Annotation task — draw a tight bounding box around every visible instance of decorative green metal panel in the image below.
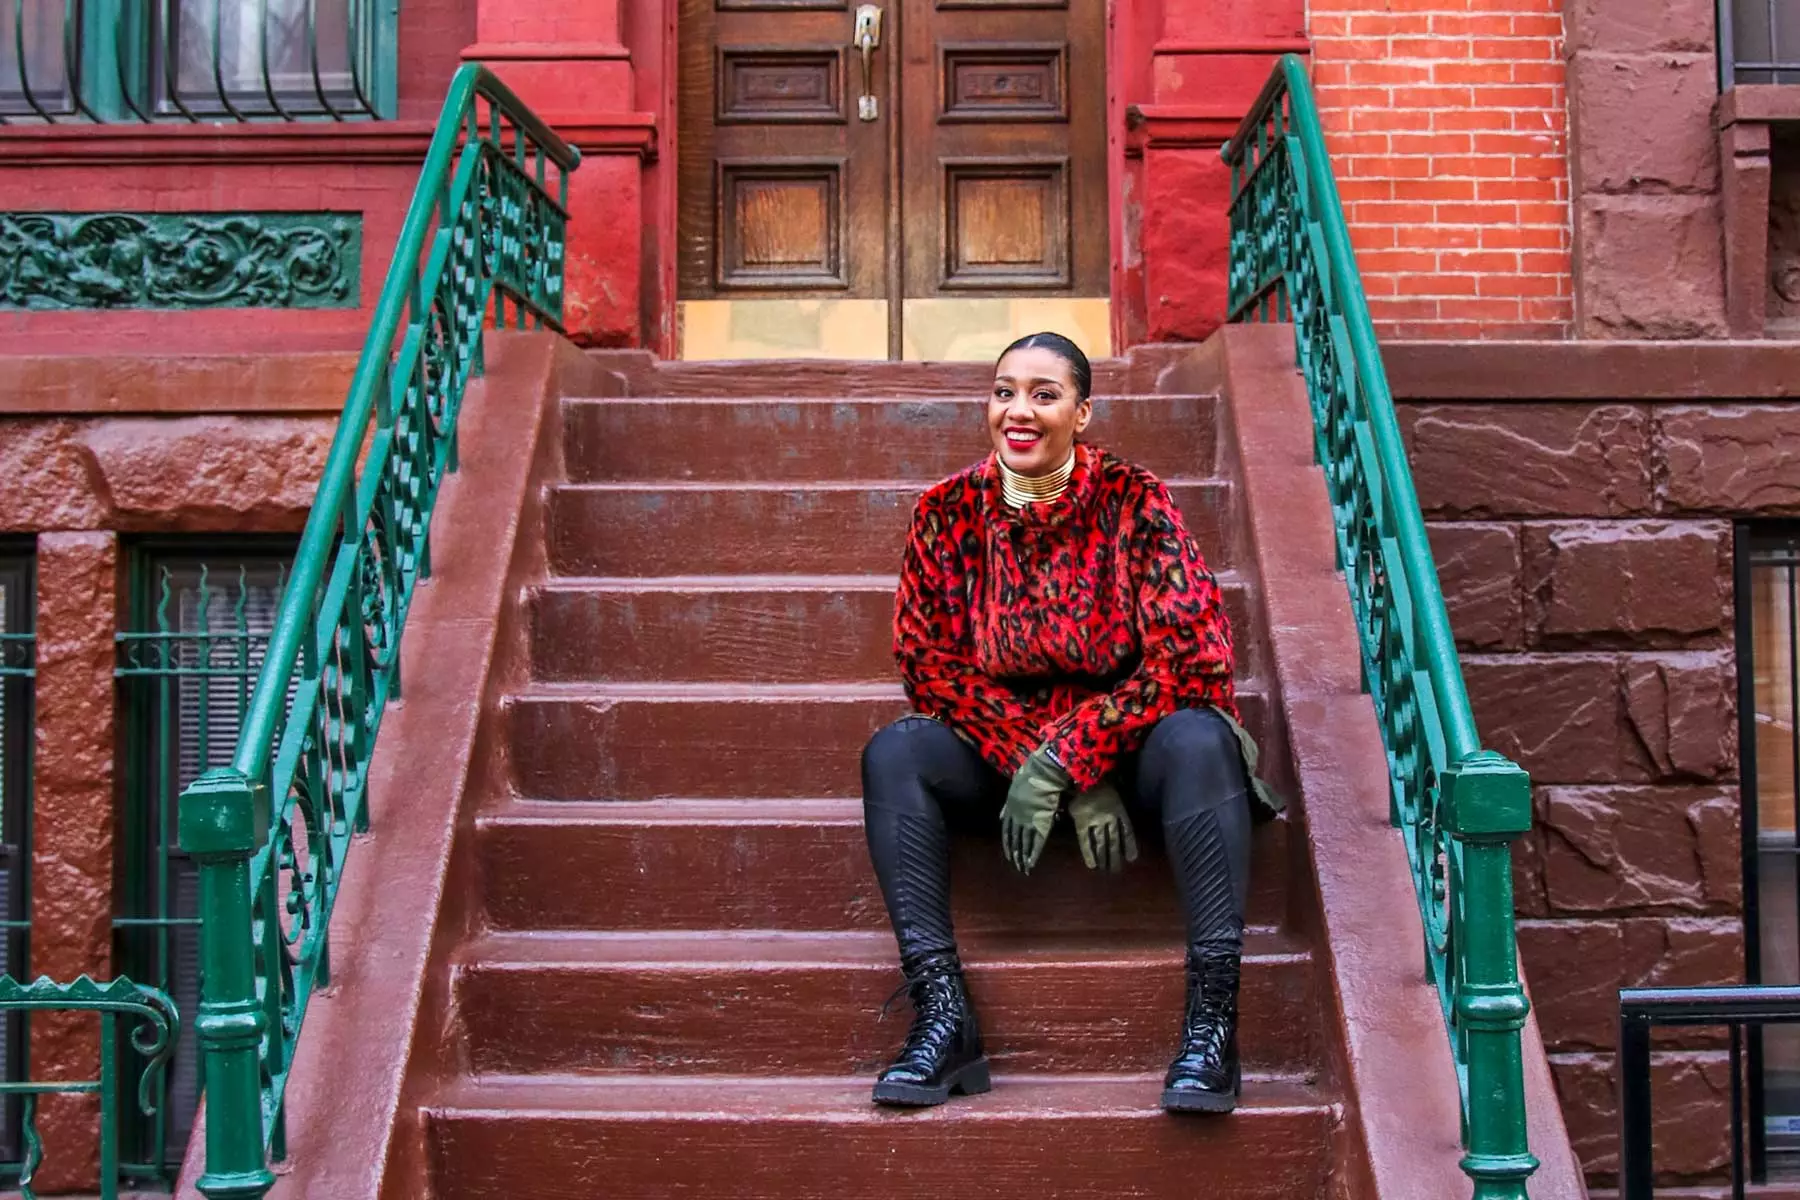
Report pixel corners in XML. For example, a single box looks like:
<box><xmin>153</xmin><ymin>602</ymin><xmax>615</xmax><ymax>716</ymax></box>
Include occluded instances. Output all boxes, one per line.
<box><xmin>1</xmin><ymin>0</ymin><xmax>399</xmax><ymax>124</ymax></box>
<box><xmin>0</xmin><ymin>974</ymin><xmax>179</xmax><ymax>1200</ymax></box>
<box><xmin>1222</xmin><ymin>56</ymin><xmax>1538</xmax><ymax>1199</ymax></box>
<box><xmin>0</xmin><ymin>212</ymin><xmax>361</xmax><ymax>310</ymax></box>
<box><xmin>115</xmin><ymin>548</ymin><xmax>291</xmax><ymax>1182</ymax></box>
<box><xmin>172</xmin><ymin>64</ymin><xmax>579</xmax><ymax>1199</ymax></box>
<box><xmin>0</xmin><ymin>552</ymin><xmax>34</xmax><ymax>1181</ymax></box>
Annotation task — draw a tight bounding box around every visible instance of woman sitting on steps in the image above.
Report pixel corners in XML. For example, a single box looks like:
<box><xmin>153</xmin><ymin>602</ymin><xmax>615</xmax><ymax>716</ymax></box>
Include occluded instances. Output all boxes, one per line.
<box><xmin>861</xmin><ymin>331</ymin><xmax>1281</xmax><ymax>1114</ymax></box>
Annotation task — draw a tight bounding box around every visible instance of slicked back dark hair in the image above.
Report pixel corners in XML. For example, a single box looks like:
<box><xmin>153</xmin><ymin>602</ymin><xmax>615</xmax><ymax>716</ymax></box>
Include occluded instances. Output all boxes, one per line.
<box><xmin>996</xmin><ymin>331</ymin><xmax>1093</xmax><ymax>400</ymax></box>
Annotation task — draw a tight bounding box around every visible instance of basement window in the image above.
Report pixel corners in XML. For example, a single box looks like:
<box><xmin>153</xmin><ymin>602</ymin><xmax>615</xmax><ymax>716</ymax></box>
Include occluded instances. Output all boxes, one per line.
<box><xmin>115</xmin><ymin>539</ymin><xmax>292</xmax><ymax>1182</ymax></box>
<box><xmin>0</xmin><ymin>547</ymin><xmax>32</xmax><ymax>1180</ymax></box>
<box><xmin>1740</xmin><ymin>523</ymin><xmax>1800</xmax><ymax>1178</ymax></box>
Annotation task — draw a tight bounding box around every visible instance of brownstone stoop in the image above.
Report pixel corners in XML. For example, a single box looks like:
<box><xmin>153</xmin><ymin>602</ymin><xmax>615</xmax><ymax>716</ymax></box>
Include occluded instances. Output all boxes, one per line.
<box><xmin>188</xmin><ymin>327</ymin><xmax>1586</xmax><ymax>1199</ymax></box>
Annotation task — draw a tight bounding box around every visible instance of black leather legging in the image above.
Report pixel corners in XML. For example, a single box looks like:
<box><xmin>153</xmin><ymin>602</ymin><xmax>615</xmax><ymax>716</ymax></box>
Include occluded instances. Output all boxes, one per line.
<box><xmin>861</xmin><ymin>708</ymin><xmax>1252</xmax><ymax>967</ymax></box>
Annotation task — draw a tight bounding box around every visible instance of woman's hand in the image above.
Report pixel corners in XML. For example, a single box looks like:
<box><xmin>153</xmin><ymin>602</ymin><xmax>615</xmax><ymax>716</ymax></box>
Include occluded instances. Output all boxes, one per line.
<box><xmin>1066</xmin><ymin>784</ymin><xmax>1139</xmax><ymax>873</ymax></box>
<box><xmin>999</xmin><ymin>746</ymin><xmax>1072</xmax><ymax>875</ymax></box>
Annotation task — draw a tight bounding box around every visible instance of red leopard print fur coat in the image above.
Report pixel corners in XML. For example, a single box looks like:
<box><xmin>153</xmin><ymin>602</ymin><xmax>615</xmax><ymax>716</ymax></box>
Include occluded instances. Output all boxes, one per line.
<box><xmin>894</xmin><ymin>442</ymin><xmax>1237</xmax><ymax>790</ymax></box>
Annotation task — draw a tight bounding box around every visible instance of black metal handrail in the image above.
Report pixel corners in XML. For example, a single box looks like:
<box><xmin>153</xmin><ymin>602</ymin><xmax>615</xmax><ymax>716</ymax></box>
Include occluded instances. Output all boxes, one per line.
<box><xmin>1618</xmin><ymin>985</ymin><xmax>1800</xmax><ymax>1198</ymax></box>
<box><xmin>1</xmin><ymin>0</ymin><xmax>394</xmax><ymax>124</ymax></box>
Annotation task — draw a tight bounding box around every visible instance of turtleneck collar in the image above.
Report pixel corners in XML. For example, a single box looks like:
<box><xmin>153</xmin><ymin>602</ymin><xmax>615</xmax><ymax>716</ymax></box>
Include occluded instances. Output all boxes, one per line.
<box><xmin>998</xmin><ymin>447</ymin><xmax>1077</xmax><ymax>509</ymax></box>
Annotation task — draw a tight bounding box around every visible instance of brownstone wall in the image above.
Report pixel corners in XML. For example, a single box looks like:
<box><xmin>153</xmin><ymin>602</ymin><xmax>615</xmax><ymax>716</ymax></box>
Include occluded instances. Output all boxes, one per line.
<box><xmin>1565</xmin><ymin>0</ymin><xmax>1730</xmax><ymax>338</ymax></box>
<box><xmin>1390</xmin><ymin>341</ymin><xmax>1800</xmax><ymax>1188</ymax></box>
<box><xmin>0</xmin><ymin>357</ymin><xmax>337</xmax><ymax>1189</ymax></box>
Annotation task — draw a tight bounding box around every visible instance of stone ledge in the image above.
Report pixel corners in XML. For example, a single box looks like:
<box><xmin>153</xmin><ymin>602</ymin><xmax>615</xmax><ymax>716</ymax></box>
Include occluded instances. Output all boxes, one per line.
<box><xmin>1384</xmin><ymin>339</ymin><xmax>1800</xmax><ymax>400</ymax></box>
<box><xmin>0</xmin><ymin>354</ymin><xmax>355</xmax><ymax>414</ymax></box>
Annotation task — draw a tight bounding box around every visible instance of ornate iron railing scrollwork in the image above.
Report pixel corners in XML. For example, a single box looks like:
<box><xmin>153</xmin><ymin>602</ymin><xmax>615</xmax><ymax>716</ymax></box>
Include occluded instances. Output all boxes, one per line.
<box><xmin>1222</xmin><ymin>54</ymin><xmax>1537</xmax><ymax>1200</ymax></box>
<box><xmin>174</xmin><ymin>64</ymin><xmax>577</xmax><ymax>1199</ymax></box>
<box><xmin>0</xmin><ymin>974</ymin><xmax>180</xmax><ymax>1200</ymax></box>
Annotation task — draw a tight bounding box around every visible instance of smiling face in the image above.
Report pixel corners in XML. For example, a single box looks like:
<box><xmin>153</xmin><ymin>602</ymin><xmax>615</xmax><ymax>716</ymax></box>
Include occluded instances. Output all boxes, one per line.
<box><xmin>987</xmin><ymin>345</ymin><xmax>1092</xmax><ymax>476</ymax></box>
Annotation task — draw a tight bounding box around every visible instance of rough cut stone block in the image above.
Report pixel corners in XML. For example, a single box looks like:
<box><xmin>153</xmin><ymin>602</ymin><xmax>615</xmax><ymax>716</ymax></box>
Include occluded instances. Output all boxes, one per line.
<box><xmin>1661</xmin><ymin>405</ymin><xmax>1800</xmax><ymax>515</ymax></box>
<box><xmin>1540</xmin><ymin>785</ymin><xmax>1741</xmax><ymax>914</ymax></box>
<box><xmin>1621</xmin><ymin>653</ymin><xmax>1737</xmax><ymax>779</ymax></box>
<box><xmin>1577</xmin><ymin>194</ymin><xmax>1728</xmax><ymax>338</ymax></box>
<box><xmin>1512</xmin><ymin>825</ymin><xmax>1550</xmax><ymax>919</ymax></box>
<box><xmin>31</xmin><ymin>533</ymin><xmax>118</xmax><ymax>1191</ymax></box>
<box><xmin>1400</xmin><ymin>405</ymin><xmax>1653</xmax><ymax>519</ymax></box>
<box><xmin>1523</xmin><ymin>520</ymin><xmax>1731</xmax><ymax>643</ymax></box>
<box><xmin>1465</xmin><ymin>652</ymin><xmax>1734</xmax><ymax>784</ymax></box>
<box><xmin>1566</xmin><ymin>0</ymin><xmax>1717</xmax><ymax>53</ymax></box>
<box><xmin>0</xmin><ymin>421</ymin><xmax>108</xmax><ymax>530</ymax></box>
<box><xmin>1519</xmin><ymin>918</ymin><xmax>1742</xmax><ymax>1051</ymax></box>
<box><xmin>1571</xmin><ymin>53</ymin><xmax>1720</xmax><ymax>194</ymax></box>
<box><xmin>1427</xmin><ymin>523</ymin><xmax>1522</xmax><ymax>650</ymax></box>
<box><xmin>1466</xmin><ymin>655</ymin><xmax>1634</xmax><ymax>784</ymax></box>
<box><xmin>0</xmin><ymin>416</ymin><xmax>331</xmax><ymax>533</ymax></box>
<box><xmin>1551</xmin><ymin>1050</ymin><xmax>1730</xmax><ymax>1183</ymax></box>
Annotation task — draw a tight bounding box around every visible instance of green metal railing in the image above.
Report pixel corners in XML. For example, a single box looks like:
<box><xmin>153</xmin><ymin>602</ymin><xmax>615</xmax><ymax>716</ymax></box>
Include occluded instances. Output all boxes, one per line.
<box><xmin>1222</xmin><ymin>55</ymin><xmax>1537</xmax><ymax>1199</ymax></box>
<box><xmin>175</xmin><ymin>64</ymin><xmax>577</xmax><ymax>1198</ymax></box>
<box><xmin>0</xmin><ymin>974</ymin><xmax>179</xmax><ymax>1200</ymax></box>
<box><xmin>1</xmin><ymin>0</ymin><xmax>398</xmax><ymax>123</ymax></box>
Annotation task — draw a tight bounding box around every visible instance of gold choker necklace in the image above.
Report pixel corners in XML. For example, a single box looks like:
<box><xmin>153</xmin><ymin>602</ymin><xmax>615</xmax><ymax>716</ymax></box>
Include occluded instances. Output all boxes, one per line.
<box><xmin>999</xmin><ymin>448</ymin><xmax>1076</xmax><ymax>509</ymax></box>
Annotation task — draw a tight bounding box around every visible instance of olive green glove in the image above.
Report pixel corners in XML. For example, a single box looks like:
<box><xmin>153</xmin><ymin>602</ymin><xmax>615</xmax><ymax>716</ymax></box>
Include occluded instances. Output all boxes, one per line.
<box><xmin>999</xmin><ymin>746</ymin><xmax>1073</xmax><ymax>875</ymax></box>
<box><xmin>1066</xmin><ymin>783</ymin><xmax>1139</xmax><ymax>874</ymax></box>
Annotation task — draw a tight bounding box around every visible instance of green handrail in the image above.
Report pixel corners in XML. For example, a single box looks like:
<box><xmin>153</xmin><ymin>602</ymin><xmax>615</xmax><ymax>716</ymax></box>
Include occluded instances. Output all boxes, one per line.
<box><xmin>0</xmin><ymin>975</ymin><xmax>179</xmax><ymax>1200</ymax></box>
<box><xmin>176</xmin><ymin>64</ymin><xmax>578</xmax><ymax>1198</ymax></box>
<box><xmin>1223</xmin><ymin>55</ymin><xmax>1537</xmax><ymax>1199</ymax></box>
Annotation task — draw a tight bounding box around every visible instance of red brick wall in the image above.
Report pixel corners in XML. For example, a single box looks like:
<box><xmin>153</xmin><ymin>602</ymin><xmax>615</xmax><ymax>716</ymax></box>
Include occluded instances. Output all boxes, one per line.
<box><xmin>1310</xmin><ymin>0</ymin><xmax>1574</xmax><ymax>337</ymax></box>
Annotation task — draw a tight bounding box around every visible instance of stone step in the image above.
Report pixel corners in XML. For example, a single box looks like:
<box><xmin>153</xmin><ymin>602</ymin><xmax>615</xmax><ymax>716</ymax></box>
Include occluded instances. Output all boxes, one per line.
<box><xmin>452</xmin><ymin>929</ymin><xmax>1317</xmax><ymax>1077</ymax></box>
<box><xmin>426</xmin><ymin>1074</ymin><xmax>1334</xmax><ymax>1200</ymax></box>
<box><xmin>611</xmin><ymin>356</ymin><xmax>1146</xmax><ymax>397</ymax></box>
<box><xmin>475</xmin><ymin>798</ymin><xmax>1292</xmax><ymax>935</ymax></box>
<box><xmin>502</xmin><ymin>683</ymin><xmax>1271</xmax><ymax>802</ymax></box>
<box><xmin>561</xmin><ymin>394</ymin><xmax>1219</xmax><ymax>484</ymax></box>
<box><xmin>527</xmin><ymin>572</ymin><xmax>1263</xmax><ymax>685</ymax></box>
<box><xmin>545</xmin><ymin>479</ymin><xmax>1237</xmax><ymax>577</ymax></box>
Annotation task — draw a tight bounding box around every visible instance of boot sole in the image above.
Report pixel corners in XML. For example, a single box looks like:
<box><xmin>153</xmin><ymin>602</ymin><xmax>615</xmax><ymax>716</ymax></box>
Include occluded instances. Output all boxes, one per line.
<box><xmin>871</xmin><ymin>1056</ymin><xmax>992</xmax><ymax>1108</ymax></box>
<box><xmin>1161</xmin><ymin>1086</ymin><xmax>1239</xmax><ymax>1114</ymax></box>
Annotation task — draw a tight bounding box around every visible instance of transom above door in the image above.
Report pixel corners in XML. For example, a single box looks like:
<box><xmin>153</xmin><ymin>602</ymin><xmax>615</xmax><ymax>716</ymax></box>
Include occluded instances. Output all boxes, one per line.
<box><xmin>676</xmin><ymin>0</ymin><xmax>1108</xmax><ymax>361</ymax></box>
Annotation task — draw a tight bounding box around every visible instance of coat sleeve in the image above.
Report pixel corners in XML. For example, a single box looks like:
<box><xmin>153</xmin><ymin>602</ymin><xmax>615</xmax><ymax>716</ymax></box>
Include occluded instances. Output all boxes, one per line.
<box><xmin>1042</xmin><ymin>476</ymin><xmax>1237</xmax><ymax>789</ymax></box>
<box><xmin>894</xmin><ymin>497</ymin><xmax>1042</xmax><ymax>776</ymax></box>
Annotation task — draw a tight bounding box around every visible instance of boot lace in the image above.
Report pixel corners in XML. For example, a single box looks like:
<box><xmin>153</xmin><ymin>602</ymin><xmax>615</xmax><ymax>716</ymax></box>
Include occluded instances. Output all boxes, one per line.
<box><xmin>881</xmin><ymin>973</ymin><xmax>962</xmax><ymax>1067</ymax></box>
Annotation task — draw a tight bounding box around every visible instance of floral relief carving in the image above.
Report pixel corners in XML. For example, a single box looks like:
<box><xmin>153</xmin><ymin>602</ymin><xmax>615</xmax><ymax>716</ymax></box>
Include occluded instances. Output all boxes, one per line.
<box><xmin>0</xmin><ymin>212</ymin><xmax>359</xmax><ymax>309</ymax></box>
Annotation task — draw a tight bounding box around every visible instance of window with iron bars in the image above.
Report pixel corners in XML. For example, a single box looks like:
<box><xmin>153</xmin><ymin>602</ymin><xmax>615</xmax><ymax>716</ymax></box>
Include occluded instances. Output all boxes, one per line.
<box><xmin>0</xmin><ymin>0</ymin><xmax>398</xmax><ymax>124</ymax></box>
<box><xmin>1741</xmin><ymin>522</ymin><xmax>1800</xmax><ymax>1180</ymax></box>
<box><xmin>1721</xmin><ymin>0</ymin><xmax>1800</xmax><ymax>87</ymax></box>
<box><xmin>0</xmin><ymin>546</ymin><xmax>32</xmax><ymax>1184</ymax></box>
<box><xmin>115</xmin><ymin>539</ymin><xmax>291</xmax><ymax>1182</ymax></box>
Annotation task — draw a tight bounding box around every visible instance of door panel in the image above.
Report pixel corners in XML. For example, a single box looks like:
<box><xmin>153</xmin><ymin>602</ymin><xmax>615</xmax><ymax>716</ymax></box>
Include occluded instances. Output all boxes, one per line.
<box><xmin>677</xmin><ymin>0</ymin><xmax>1107</xmax><ymax>359</ymax></box>
<box><xmin>901</xmin><ymin>0</ymin><xmax>1106</xmax><ymax>302</ymax></box>
<box><xmin>677</xmin><ymin>0</ymin><xmax>887</xmax><ymax>300</ymax></box>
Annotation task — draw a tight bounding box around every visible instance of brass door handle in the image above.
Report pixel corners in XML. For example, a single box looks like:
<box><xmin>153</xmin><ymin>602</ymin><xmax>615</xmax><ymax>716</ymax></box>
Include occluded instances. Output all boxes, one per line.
<box><xmin>853</xmin><ymin>4</ymin><xmax>883</xmax><ymax>121</ymax></box>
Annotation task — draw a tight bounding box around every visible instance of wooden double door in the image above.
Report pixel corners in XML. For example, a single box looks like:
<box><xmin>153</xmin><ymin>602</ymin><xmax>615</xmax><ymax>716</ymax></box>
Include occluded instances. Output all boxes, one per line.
<box><xmin>677</xmin><ymin>0</ymin><xmax>1108</xmax><ymax>360</ymax></box>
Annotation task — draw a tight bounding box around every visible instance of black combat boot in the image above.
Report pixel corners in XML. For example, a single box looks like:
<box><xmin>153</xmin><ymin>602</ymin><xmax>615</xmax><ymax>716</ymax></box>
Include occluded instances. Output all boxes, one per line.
<box><xmin>871</xmin><ymin>950</ymin><xmax>991</xmax><ymax>1107</ymax></box>
<box><xmin>1161</xmin><ymin>947</ymin><xmax>1241</xmax><ymax>1114</ymax></box>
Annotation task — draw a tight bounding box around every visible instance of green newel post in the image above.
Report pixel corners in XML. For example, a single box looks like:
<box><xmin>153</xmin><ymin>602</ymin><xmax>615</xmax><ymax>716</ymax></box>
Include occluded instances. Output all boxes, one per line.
<box><xmin>1445</xmin><ymin>751</ymin><xmax>1539</xmax><ymax>1200</ymax></box>
<box><xmin>178</xmin><ymin>768</ymin><xmax>276</xmax><ymax>1200</ymax></box>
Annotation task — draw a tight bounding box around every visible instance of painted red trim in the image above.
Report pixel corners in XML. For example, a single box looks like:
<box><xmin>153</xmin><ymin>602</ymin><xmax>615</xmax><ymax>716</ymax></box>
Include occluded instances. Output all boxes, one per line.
<box><xmin>462</xmin><ymin>41</ymin><xmax>633</xmax><ymax>61</ymax></box>
<box><xmin>1125</xmin><ymin>104</ymin><xmax>1243</xmax><ymax>154</ymax></box>
<box><xmin>1151</xmin><ymin>38</ymin><xmax>1312</xmax><ymax>55</ymax></box>
<box><xmin>0</xmin><ymin>112</ymin><xmax>655</xmax><ymax>167</ymax></box>
<box><xmin>531</xmin><ymin>112</ymin><xmax>658</xmax><ymax>159</ymax></box>
<box><xmin>0</xmin><ymin>121</ymin><xmax>440</xmax><ymax>166</ymax></box>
